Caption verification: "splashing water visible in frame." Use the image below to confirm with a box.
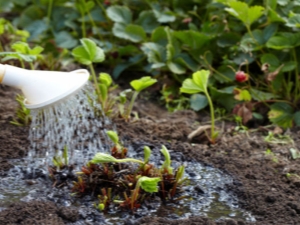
[26,83,111,168]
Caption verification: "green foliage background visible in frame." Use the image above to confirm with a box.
[2,0,300,128]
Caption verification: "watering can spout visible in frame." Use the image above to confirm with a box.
[0,64,89,109]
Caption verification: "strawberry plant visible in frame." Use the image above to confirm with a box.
[55,131,188,212]
[181,70,219,143]
[10,94,31,126]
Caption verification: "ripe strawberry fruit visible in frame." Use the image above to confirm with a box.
[235,71,248,82]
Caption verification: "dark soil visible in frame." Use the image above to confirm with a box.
[1,84,300,224]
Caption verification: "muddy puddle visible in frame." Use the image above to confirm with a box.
[0,145,255,224]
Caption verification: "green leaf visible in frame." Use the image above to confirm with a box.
[250,88,278,101]
[225,2,264,27]
[282,61,296,72]
[151,26,167,46]
[286,14,300,28]
[263,24,278,42]
[235,89,251,101]
[217,32,241,47]
[190,94,208,111]
[268,103,294,128]
[124,24,147,43]
[90,152,118,164]
[84,1,95,12]
[174,30,210,50]
[11,42,30,54]
[143,146,152,163]
[55,31,78,49]
[130,76,157,92]
[80,38,97,61]
[138,176,161,193]
[180,79,203,94]
[25,19,48,41]
[210,86,236,111]
[136,10,160,33]
[112,54,144,79]
[99,73,112,87]
[0,52,36,62]
[112,23,146,43]
[267,8,286,23]
[141,42,166,67]
[294,111,300,126]
[106,5,132,24]
[11,41,43,56]
[167,61,186,74]
[214,65,235,83]
[151,3,176,23]
[106,130,119,144]
[266,33,300,49]
[72,38,105,65]
[232,52,255,65]
[29,46,44,55]
[193,70,210,93]
[261,53,280,68]
[72,46,91,65]
[175,53,199,71]
[160,145,173,174]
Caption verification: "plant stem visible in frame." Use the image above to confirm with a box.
[292,49,299,103]
[118,157,144,165]
[29,62,34,70]
[202,52,232,82]
[47,0,53,22]
[86,11,103,41]
[204,90,215,142]
[89,64,101,102]
[19,59,25,69]
[126,91,139,120]
[246,25,264,53]
[80,0,86,38]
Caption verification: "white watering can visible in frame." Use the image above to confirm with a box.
[0,64,89,109]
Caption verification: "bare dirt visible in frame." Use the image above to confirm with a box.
[1,84,300,225]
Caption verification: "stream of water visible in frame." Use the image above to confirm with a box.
[0,83,256,223]
[27,84,111,168]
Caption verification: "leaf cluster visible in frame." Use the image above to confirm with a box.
[4,0,300,128]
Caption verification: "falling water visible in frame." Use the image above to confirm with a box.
[26,83,111,168]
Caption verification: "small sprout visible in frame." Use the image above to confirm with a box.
[123,76,157,120]
[160,145,173,174]
[10,94,31,126]
[129,176,161,210]
[180,70,219,144]
[63,146,68,166]
[98,203,105,211]
[171,165,186,197]
[175,165,185,184]
[138,176,161,193]
[143,146,151,164]
[106,130,119,145]
[90,153,118,164]
[90,152,144,165]
[99,73,112,87]
[106,130,127,158]
[130,76,157,92]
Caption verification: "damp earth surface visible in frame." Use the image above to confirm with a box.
[1,85,300,225]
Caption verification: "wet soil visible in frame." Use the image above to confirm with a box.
[1,85,300,224]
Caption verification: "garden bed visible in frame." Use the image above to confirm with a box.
[1,85,300,225]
